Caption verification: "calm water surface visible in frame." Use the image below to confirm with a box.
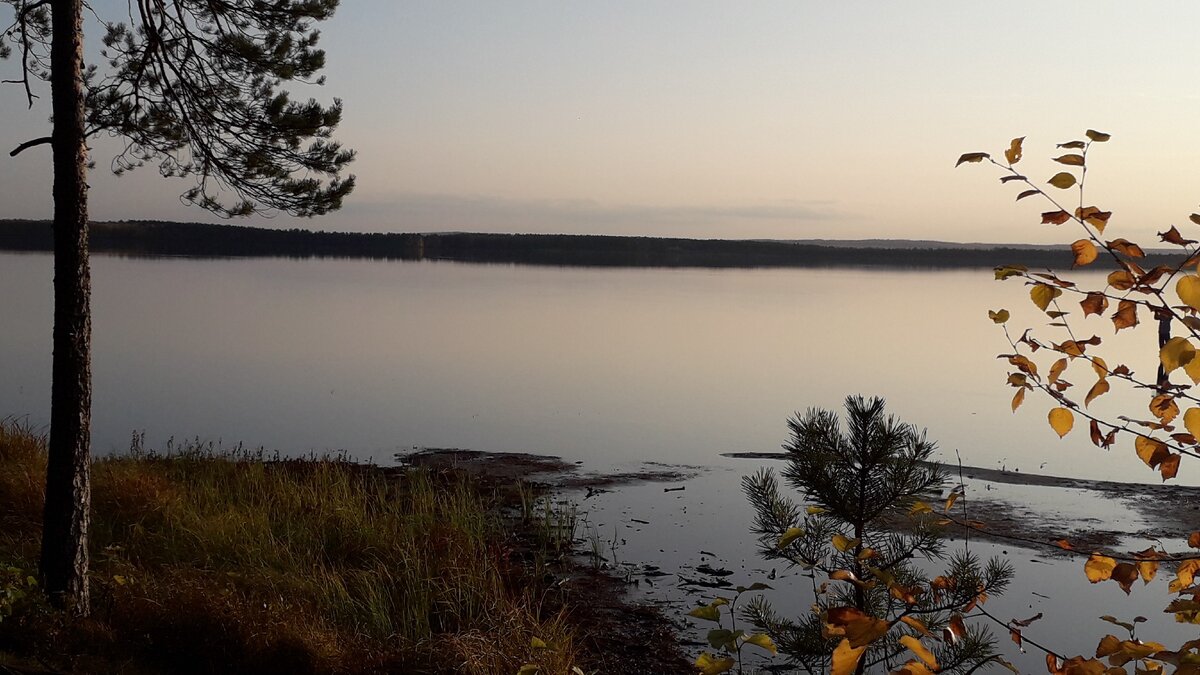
[0,251,1181,484]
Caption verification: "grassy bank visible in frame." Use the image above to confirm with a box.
[0,422,583,674]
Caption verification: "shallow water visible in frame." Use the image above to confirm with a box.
[571,457,1200,672]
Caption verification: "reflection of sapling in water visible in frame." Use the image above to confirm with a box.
[738,395,1014,674]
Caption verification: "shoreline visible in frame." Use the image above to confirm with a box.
[724,451,1200,555]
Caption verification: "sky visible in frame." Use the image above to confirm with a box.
[3,1,1200,243]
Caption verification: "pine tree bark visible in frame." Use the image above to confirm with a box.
[39,0,91,616]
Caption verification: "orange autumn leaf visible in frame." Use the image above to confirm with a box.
[898,635,937,670]
[1085,554,1118,583]
[1134,435,1170,469]
[1011,388,1026,412]
[1071,239,1099,267]
[831,639,866,675]
[1042,210,1072,225]
[1005,137,1024,165]
[1107,270,1135,291]
[1106,238,1145,258]
[1081,292,1109,317]
[1161,225,1197,246]
[1049,358,1068,384]
[1169,559,1200,593]
[1048,407,1074,438]
[1111,300,1138,331]
[1084,379,1109,408]
[1149,393,1180,425]
[1160,453,1181,480]
[899,615,933,639]
[1111,562,1139,594]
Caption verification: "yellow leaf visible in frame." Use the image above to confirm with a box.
[1108,270,1135,291]
[806,506,826,515]
[1071,239,1098,267]
[1096,634,1121,657]
[777,527,805,549]
[900,615,933,638]
[688,604,722,622]
[1011,388,1025,412]
[530,636,548,649]
[832,639,866,675]
[994,264,1028,280]
[944,490,962,513]
[1085,554,1117,583]
[1178,275,1200,311]
[989,309,1010,324]
[1086,129,1111,142]
[1135,436,1169,469]
[1160,338,1195,373]
[695,652,736,675]
[743,633,777,654]
[1090,357,1108,378]
[899,635,938,670]
[1048,407,1074,438]
[1138,559,1159,583]
[1184,408,1200,440]
[1005,137,1024,165]
[909,500,932,515]
[832,534,856,553]
[1077,206,1112,233]
[1185,355,1200,385]
[1049,358,1068,384]
[1085,379,1109,408]
[1031,283,1063,312]
[1169,559,1200,593]
[1048,172,1077,189]
[1150,394,1180,425]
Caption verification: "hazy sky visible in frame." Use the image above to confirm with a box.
[3,1,1200,242]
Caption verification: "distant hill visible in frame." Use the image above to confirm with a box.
[0,219,1167,269]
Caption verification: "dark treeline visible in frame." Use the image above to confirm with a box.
[0,219,1163,269]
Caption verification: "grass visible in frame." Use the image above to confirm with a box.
[0,420,581,674]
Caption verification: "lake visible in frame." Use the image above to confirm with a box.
[0,251,1177,485]
[4,251,1197,669]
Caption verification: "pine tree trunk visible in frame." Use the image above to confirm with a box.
[39,0,91,616]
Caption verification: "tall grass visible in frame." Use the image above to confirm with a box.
[0,423,579,674]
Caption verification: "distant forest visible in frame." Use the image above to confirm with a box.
[0,219,1161,269]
